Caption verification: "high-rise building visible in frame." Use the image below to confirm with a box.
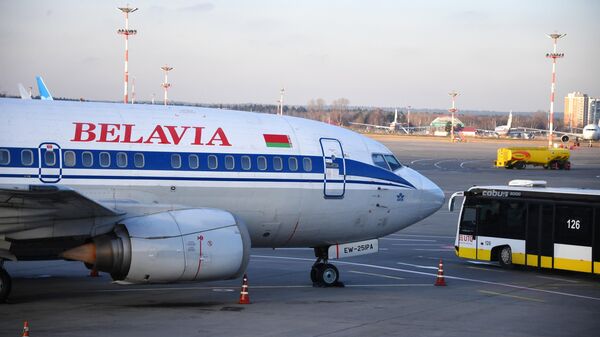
[564,92,588,129]
[588,98,600,125]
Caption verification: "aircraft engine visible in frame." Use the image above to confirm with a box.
[63,209,251,283]
[561,135,569,143]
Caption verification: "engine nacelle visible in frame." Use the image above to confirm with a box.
[92,209,251,283]
[561,135,570,143]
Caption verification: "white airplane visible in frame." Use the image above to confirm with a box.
[350,109,410,133]
[553,120,600,143]
[0,98,444,302]
[493,111,513,137]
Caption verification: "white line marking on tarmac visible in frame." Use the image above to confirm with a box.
[434,160,457,169]
[381,238,437,242]
[410,158,436,164]
[96,284,432,293]
[396,262,439,270]
[467,266,505,273]
[349,270,405,280]
[413,248,454,251]
[391,243,442,246]
[389,234,455,239]
[478,290,545,303]
[460,159,488,168]
[536,275,579,283]
[251,255,600,301]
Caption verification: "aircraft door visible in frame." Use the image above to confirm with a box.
[38,143,62,183]
[319,138,346,198]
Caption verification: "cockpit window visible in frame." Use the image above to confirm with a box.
[384,155,402,171]
[372,154,390,170]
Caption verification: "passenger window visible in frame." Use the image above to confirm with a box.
[21,150,34,166]
[99,152,110,168]
[134,153,144,168]
[225,155,235,170]
[189,154,199,169]
[241,156,251,170]
[116,152,127,168]
[0,149,9,165]
[171,154,182,169]
[288,157,298,171]
[208,155,218,170]
[273,156,283,171]
[372,154,390,170]
[82,152,93,167]
[257,156,267,171]
[384,155,402,171]
[64,151,76,167]
[303,157,312,172]
[45,150,56,166]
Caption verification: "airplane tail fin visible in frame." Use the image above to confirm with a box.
[507,111,513,129]
[36,76,53,100]
[394,109,398,123]
[18,84,31,99]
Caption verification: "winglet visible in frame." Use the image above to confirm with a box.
[36,76,53,100]
[18,83,31,99]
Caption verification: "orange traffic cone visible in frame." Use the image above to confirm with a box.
[434,259,447,286]
[22,321,30,337]
[89,267,99,277]
[238,274,250,304]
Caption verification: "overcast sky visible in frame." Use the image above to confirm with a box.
[1,0,598,112]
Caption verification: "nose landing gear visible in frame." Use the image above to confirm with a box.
[311,247,344,287]
[0,260,11,303]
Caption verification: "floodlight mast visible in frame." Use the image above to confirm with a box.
[545,33,566,147]
[448,91,459,142]
[161,65,173,106]
[278,88,285,115]
[117,5,138,104]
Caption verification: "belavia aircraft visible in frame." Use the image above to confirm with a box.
[0,98,444,302]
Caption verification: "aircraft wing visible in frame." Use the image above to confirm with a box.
[0,184,121,230]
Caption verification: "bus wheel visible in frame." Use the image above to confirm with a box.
[498,246,512,268]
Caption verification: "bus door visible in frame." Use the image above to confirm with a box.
[38,143,62,183]
[319,138,346,198]
[525,204,541,267]
[537,204,555,269]
[553,205,593,273]
[457,205,478,259]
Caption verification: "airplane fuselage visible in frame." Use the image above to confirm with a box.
[0,99,443,252]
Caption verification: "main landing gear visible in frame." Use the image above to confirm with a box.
[311,247,344,287]
[0,260,11,303]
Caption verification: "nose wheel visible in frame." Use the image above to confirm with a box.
[0,262,11,303]
[311,248,344,287]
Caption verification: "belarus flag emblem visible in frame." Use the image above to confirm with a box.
[263,134,292,148]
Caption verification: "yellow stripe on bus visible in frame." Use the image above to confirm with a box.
[595,262,600,274]
[458,247,477,259]
[477,248,491,261]
[554,257,592,273]
[540,256,552,268]
[512,252,525,265]
[526,254,538,267]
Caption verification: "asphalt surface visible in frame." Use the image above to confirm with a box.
[2,137,600,337]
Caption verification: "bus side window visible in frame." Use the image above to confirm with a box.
[505,201,526,240]
[555,205,592,246]
[459,207,477,235]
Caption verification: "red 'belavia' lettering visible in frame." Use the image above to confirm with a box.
[71,122,232,146]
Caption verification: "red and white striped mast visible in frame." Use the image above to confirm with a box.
[161,65,173,106]
[545,33,565,147]
[117,5,138,104]
[448,91,459,142]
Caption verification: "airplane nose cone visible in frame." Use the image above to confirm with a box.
[420,175,444,216]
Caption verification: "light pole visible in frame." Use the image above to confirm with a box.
[546,33,565,147]
[117,5,138,104]
[407,105,411,133]
[278,88,285,115]
[448,91,459,142]
[161,65,173,106]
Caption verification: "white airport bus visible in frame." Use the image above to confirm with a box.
[449,180,600,274]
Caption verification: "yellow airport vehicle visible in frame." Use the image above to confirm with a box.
[494,146,570,170]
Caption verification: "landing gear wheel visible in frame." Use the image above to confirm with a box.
[0,267,11,303]
[316,264,340,286]
[498,246,512,268]
[310,263,325,283]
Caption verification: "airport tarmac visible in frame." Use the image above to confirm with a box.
[2,137,600,337]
